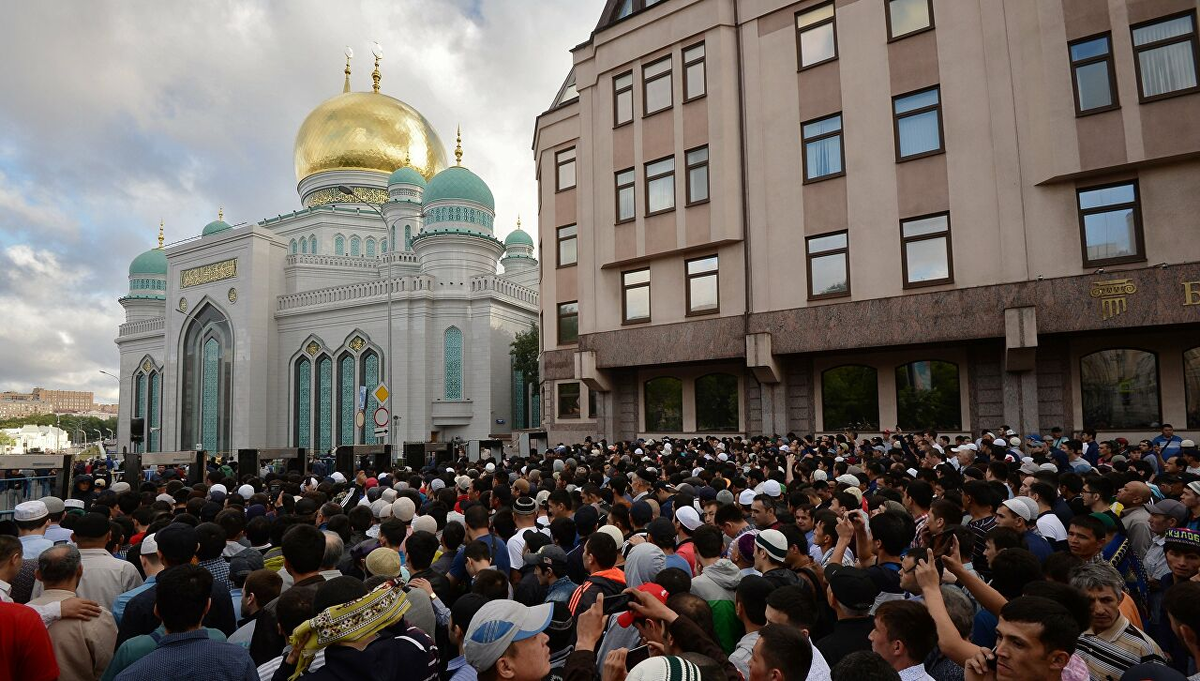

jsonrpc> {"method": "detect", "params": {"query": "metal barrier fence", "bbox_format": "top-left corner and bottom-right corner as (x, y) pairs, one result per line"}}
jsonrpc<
(0, 475), (59, 518)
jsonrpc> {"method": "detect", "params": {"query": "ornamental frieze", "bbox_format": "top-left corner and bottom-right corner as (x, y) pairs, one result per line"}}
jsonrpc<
(181, 258), (238, 288)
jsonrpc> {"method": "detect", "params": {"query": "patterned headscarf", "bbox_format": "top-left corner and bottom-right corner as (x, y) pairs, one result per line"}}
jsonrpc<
(287, 578), (411, 680)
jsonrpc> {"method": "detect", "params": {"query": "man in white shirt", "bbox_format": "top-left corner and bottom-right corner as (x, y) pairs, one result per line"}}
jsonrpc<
(869, 600), (937, 681)
(32, 511), (141, 610)
(0, 534), (103, 628)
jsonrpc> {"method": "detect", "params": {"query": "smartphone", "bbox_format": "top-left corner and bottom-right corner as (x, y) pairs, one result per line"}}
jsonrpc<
(625, 644), (651, 671)
(602, 593), (634, 615)
(987, 648), (998, 670)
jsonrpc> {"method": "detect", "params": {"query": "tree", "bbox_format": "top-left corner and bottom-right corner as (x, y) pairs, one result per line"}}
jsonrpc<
(510, 324), (540, 387)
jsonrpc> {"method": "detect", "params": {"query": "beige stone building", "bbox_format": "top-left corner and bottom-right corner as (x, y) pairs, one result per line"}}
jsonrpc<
(533, 0), (1200, 443)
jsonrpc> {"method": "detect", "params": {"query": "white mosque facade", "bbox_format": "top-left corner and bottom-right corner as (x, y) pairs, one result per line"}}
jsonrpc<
(114, 62), (540, 456)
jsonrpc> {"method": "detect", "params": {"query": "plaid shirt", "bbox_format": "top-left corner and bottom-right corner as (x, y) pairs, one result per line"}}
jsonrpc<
(199, 557), (232, 591)
(1075, 615), (1165, 681)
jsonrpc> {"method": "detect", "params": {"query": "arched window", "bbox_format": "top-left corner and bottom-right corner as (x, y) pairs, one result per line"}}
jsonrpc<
(895, 360), (961, 430)
(180, 304), (233, 453)
(644, 377), (683, 432)
(148, 371), (160, 453)
(361, 351), (380, 443)
(381, 239), (387, 253)
(822, 365), (879, 431)
(295, 358), (312, 448)
(350, 236), (361, 257)
(1081, 349), (1160, 429)
(338, 354), (356, 445)
(301, 238), (308, 254)
(366, 237), (376, 257)
(290, 239), (298, 254)
(1187, 348), (1200, 429)
(335, 235), (345, 255)
(309, 235), (317, 254)
(405, 225), (412, 250)
(133, 372), (146, 453)
(695, 373), (739, 431)
(390, 225), (396, 250)
(444, 327), (463, 400)
(317, 355), (333, 452)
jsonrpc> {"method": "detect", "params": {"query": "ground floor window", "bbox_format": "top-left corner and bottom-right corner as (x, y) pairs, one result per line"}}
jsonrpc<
(895, 360), (961, 430)
(1187, 347), (1200, 429)
(1081, 348), (1160, 429)
(695, 373), (738, 431)
(644, 377), (684, 432)
(822, 365), (879, 431)
(558, 382), (581, 418)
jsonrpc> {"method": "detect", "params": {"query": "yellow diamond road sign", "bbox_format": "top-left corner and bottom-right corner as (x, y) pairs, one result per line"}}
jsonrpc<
(373, 384), (390, 404)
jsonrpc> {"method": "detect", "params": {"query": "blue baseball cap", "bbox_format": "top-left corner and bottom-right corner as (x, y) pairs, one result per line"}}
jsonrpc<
(464, 600), (552, 671)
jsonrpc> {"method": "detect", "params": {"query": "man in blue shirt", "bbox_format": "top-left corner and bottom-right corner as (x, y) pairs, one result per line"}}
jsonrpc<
(1153, 424), (1184, 463)
(112, 533), (163, 625)
(114, 563), (256, 681)
(448, 505), (510, 585)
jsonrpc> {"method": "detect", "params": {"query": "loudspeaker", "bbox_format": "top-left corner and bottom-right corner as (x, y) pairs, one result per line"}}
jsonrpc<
(130, 417), (145, 443)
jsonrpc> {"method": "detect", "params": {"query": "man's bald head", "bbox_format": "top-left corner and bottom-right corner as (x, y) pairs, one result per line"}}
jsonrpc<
(1121, 481), (1151, 506)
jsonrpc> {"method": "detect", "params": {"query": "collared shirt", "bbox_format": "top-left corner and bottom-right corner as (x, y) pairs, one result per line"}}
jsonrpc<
(30, 588), (118, 681)
(112, 575), (156, 625)
(199, 557), (232, 591)
(446, 654), (478, 681)
(113, 629), (257, 681)
(729, 630), (760, 680)
(20, 534), (55, 559)
(45, 524), (73, 544)
(33, 548), (142, 611)
(910, 514), (929, 551)
(1075, 615), (1165, 681)
(104, 626), (228, 681)
(898, 662), (936, 681)
(254, 646), (324, 681)
(1145, 535), (1170, 581)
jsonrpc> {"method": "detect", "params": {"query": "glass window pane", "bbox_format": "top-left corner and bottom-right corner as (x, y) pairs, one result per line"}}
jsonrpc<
(897, 109), (941, 157)
(619, 186), (635, 220)
(797, 4), (835, 28)
(646, 75), (672, 113)
(810, 253), (848, 296)
(1081, 349), (1161, 429)
(617, 169), (635, 185)
(800, 23), (836, 66)
(889, 0), (931, 37)
(895, 88), (939, 113)
(558, 383), (581, 418)
(1133, 15), (1194, 46)
(1084, 209), (1137, 261)
(1079, 183), (1135, 208)
(822, 365), (879, 430)
(616, 73), (633, 89)
(1071, 36), (1111, 61)
(558, 148), (576, 162)
(1076, 61), (1114, 110)
(895, 360), (961, 430)
(625, 286), (650, 320)
(615, 0), (633, 19)
(559, 224), (576, 238)
(686, 62), (705, 99)
(1138, 42), (1199, 97)
(645, 59), (671, 78)
(688, 256), (718, 274)
(1185, 348), (1200, 429)
(808, 232), (847, 253)
(805, 135), (843, 178)
(644, 377), (683, 432)
(696, 373), (739, 431)
(624, 269), (650, 285)
(559, 236), (577, 266)
(648, 175), (675, 212)
(647, 158), (674, 176)
(689, 166), (709, 202)
(803, 115), (842, 138)
(685, 44), (705, 61)
(558, 304), (578, 343)
(905, 236), (950, 282)
(616, 90), (633, 123)
(689, 274), (718, 311)
(687, 147), (709, 164)
(558, 161), (575, 189)
(902, 214), (948, 237)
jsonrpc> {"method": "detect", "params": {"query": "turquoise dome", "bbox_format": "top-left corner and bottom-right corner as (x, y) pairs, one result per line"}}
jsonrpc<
(202, 219), (233, 236)
(424, 166), (494, 211)
(504, 229), (534, 248)
(128, 248), (167, 276)
(388, 166), (427, 187)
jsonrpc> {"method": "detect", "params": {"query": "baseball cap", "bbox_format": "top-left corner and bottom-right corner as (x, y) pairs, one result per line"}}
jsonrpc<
(1148, 499), (1188, 524)
(755, 529), (789, 563)
(14, 500), (48, 523)
(825, 564), (881, 611)
(617, 583), (669, 627)
(464, 600), (553, 671)
(72, 512), (111, 538)
(523, 544), (569, 568)
(140, 533), (159, 555)
(675, 506), (701, 532)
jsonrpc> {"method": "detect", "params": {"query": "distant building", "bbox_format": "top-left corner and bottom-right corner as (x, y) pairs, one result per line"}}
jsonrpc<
(0, 388), (117, 417)
(0, 425), (72, 454)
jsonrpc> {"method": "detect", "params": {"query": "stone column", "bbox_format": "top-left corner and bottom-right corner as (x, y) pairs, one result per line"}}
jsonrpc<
(1003, 307), (1040, 437)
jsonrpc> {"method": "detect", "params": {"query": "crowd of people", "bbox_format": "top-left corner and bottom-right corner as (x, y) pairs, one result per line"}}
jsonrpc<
(2, 423), (1200, 681)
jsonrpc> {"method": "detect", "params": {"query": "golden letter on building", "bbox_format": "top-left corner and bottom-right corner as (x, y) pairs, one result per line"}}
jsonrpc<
(180, 258), (238, 288)
(1184, 281), (1200, 306)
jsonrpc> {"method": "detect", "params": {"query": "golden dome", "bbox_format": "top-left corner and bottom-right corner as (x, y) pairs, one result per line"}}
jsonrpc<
(293, 91), (449, 183)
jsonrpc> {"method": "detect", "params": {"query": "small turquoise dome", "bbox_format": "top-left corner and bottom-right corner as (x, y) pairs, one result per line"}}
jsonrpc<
(424, 166), (494, 211)
(388, 166), (427, 187)
(504, 229), (534, 248)
(128, 248), (167, 276)
(202, 219), (232, 236)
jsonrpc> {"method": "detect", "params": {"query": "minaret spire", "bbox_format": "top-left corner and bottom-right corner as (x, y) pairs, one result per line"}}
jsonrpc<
(454, 125), (463, 166)
(343, 46), (353, 93)
(371, 42), (383, 93)
(157, 219), (164, 249)
(218, 206), (224, 221)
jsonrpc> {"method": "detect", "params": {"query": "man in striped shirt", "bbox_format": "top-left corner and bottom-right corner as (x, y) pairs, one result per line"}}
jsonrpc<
(1070, 561), (1164, 681)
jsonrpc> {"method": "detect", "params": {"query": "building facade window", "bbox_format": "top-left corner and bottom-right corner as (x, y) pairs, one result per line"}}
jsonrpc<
(317, 356), (332, 452)
(1132, 12), (1199, 101)
(887, 0), (934, 40)
(806, 231), (849, 299)
(338, 354), (355, 445)
(350, 236), (361, 257)
(802, 113), (844, 181)
(685, 146), (709, 204)
(444, 326), (464, 400)
(361, 351), (380, 444)
(683, 43), (706, 101)
(291, 239), (298, 255)
(695, 373), (739, 431)
(558, 382), (581, 418)
(309, 236), (317, 254)
(622, 269), (651, 323)
(644, 377), (683, 432)
(895, 360), (961, 430)
(366, 237), (376, 258)
(643, 57), (673, 116)
(1077, 181), (1144, 266)
(295, 358), (311, 449)
(616, 169), (636, 222)
(335, 235), (345, 255)
(148, 372), (160, 453)
(645, 156), (675, 214)
(893, 86), (943, 160)
(557, 225), (577, 267)
(556, 147), (577, 191)
(1186, 347), (1200, 429)
(1069, 34), (1119, 114)
(557, 301), (579, 344)
(685, 255), (719, 315)
(1081, 349), (1161, 429)
(301, 238), (308, 254)
(796, 3), (837, 69)
(901, 212), (953, 287)
(180, 304), (232, 454)
(822, 365), (879, 431)
(614, 71), (634, 126)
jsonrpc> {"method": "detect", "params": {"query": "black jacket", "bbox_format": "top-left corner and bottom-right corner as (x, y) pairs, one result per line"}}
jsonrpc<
(115, 577), (237, 647)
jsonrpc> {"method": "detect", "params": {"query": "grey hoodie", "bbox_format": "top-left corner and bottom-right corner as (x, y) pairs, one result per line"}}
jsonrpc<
(690, 558), (741, 602)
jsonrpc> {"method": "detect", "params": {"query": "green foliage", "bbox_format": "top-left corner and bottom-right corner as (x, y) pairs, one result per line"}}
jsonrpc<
(644, 377), (683, 432)
(0, 413), (118, 436)
(0, 431), (13, 446)
(822, 365), (880, 431)
(510, 324), (540, 386)
(895, 361), (961, 430)
(695, 374), (739, 431)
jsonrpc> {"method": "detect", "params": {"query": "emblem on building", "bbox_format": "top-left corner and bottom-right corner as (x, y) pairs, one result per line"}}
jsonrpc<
(228, 287), (238, 303)
(1091, 278), (1137, 320)
(142, 359), (153, 373)
(306, 341), (321, 356)
(180, 258), (238, 288)
(349, 336), (366, 351)
(178, 297), (188, 313)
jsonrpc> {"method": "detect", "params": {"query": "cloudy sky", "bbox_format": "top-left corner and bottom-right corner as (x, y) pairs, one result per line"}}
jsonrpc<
(0, 0), (603, 403)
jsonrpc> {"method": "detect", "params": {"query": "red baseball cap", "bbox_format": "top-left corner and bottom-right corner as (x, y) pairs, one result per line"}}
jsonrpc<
(617, 583), (669, 627)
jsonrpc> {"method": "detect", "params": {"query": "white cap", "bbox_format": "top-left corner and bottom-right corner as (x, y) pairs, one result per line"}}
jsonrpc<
(485, 462), (496, 473)
(1009, 437), (1022, 447)
(675, 506), (702, 531)
(209, 483), (227, 496)
(331, 472), (347, 484)
(14, 500), (48, 522)
(812, 470), (828, 482)
(63, 498), (84, 510)
(111, 481), (131, 494)
(738, 489), (756, 506)
(238, 484), (255, 500)
(1001, 496), (1037, 522)
(779, 445), (790, 453)
(835, 474), (860, 487)
(141, 533), (159, 555)
(717, 453), (728, 462)
(761, 480), (782, 498)
(155, 493), (174, 504)
(1183, 439), (1197, 448)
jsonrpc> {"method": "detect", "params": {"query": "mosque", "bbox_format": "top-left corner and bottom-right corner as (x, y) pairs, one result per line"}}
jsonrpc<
(114, 52), (539, 456)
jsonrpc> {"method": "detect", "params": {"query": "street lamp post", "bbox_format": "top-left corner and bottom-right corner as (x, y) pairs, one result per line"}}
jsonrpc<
(338, 185), (394, 449)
